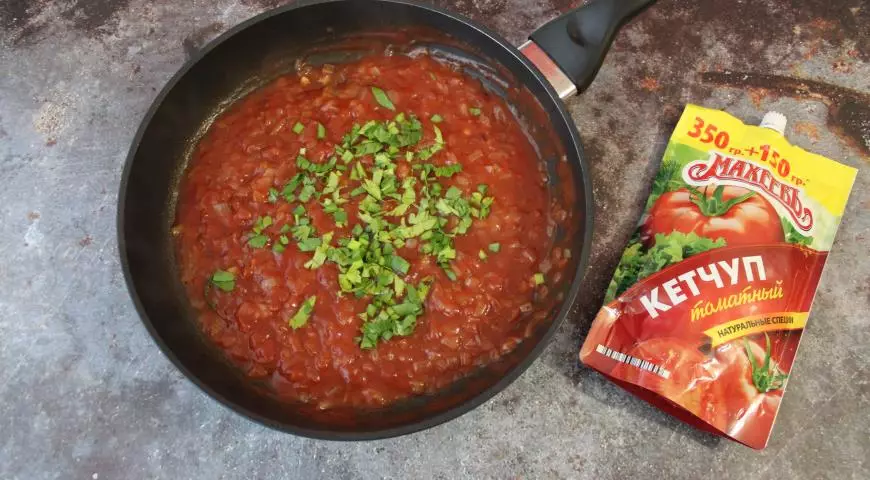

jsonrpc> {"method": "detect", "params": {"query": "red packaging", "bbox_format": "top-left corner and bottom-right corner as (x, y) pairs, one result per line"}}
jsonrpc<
(580, 105), (858, 449)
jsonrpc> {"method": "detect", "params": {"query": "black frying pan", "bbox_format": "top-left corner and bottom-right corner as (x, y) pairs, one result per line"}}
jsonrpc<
(119, 0), (653, 439)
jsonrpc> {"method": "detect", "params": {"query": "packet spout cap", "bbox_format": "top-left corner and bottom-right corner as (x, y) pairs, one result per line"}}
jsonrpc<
(760, 111), (787, 135)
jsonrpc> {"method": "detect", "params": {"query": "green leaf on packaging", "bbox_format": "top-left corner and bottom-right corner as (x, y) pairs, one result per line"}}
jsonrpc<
(604, 231), (726, 303)
(782, 216), (813, 246)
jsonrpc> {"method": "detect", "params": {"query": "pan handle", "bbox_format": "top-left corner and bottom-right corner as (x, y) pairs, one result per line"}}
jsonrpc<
(525, 0), (655, 98)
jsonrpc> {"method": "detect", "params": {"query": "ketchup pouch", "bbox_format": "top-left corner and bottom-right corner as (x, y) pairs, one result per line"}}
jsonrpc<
(580, 104), (857, 449)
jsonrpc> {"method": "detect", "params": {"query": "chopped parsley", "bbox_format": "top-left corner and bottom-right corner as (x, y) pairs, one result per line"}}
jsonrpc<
(210, 270), (235, 292)
(468, 107), (481, 116)
(434, 163), (462, 178)
(281, 174), (303, 202)
(359, 279), (432, 349)
(488, 242), (501, 253)
(247, 215), (273, 248)
(248, 235), (268, 248)
(304, 232), (333, 269)
(390, 255), (410, 275)
(252, 215), (272, 233)
(533, 273), (545, 286)
(290, 296), (316, 329)
(214, 108), (501, 349)
(371, 86), (395, 111)
(297, 237), (321, 252)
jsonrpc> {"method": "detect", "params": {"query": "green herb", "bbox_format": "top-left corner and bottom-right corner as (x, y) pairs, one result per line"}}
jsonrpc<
(293, 122), (305, 134)
(434, 163), (462, 178)
(454, 216), (472, 235)
(223, 110), (500, 349)
(322, 171), (341, 195)
(297, 237), (322, 252)
(290, 296), (317, 329)
(355, 141), (383, 157)
(248, 234), (268, 248)
(333, 209), (348, 225)
(604, 232), (726, 303)
(298, 184), (315, 202)
(282, 174), (304, 202)
(210, 270), (235, 292)
(304, 232), (333, 269)
(469, 191), (494, 219)
(393, 276), (406, 297)
(371, 86), (395, 111)
(358, 279), (432, 349)
(416, 124), (445, 160)
(478, 250), (487, 261)
(488, 242), (501, 253)
(468, 107), (481, 116)
(533, 273), (545, 285)
(389, 255), (410, 275)
(252, 216), (272, 234)
(363, 176), (382, 200)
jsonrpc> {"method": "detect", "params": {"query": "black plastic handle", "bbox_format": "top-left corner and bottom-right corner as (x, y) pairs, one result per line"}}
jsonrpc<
(529, 0), (655, 92)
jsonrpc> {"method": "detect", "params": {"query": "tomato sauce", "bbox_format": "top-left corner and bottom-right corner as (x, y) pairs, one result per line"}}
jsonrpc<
(174, 54), (559, 409)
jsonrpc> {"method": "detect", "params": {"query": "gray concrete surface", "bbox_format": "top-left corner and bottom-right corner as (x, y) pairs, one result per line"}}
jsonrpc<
(1, 0), (868, 478)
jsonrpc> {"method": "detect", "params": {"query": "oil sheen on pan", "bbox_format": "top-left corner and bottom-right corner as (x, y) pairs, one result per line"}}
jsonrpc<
(173, 52), (573, 410)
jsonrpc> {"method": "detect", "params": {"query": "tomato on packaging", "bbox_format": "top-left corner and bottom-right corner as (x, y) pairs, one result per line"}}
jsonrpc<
(581, 105), (857, 449)
(640, 185), (784, 247)
(611, 337), (729, 430)
(713, 334), (789, 447)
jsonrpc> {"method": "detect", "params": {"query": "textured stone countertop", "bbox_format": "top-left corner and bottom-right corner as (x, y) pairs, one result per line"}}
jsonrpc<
(1, 0), (868, 478)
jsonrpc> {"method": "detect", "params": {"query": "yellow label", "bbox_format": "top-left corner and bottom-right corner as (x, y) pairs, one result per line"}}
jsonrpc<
(703, 312), (808, 347)
(672, 104), (857, 216)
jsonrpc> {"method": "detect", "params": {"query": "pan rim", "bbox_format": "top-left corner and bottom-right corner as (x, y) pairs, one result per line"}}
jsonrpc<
(117, 0), (594, 441)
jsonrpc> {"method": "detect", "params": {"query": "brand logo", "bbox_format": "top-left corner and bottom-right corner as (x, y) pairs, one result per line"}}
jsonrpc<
(684, 152), (813, 232)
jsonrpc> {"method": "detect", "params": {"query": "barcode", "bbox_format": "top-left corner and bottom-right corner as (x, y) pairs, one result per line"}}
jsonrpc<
(596, 344), (670, 379)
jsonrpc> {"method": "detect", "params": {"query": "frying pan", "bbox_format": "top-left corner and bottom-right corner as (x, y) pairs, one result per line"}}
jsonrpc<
(119, 0), (654, 439)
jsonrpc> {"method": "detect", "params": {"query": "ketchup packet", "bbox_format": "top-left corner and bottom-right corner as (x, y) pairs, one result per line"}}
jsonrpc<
(580, 104), (857, 449)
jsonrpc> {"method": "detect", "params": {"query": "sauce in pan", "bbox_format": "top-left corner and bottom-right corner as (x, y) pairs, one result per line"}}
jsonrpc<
(174, 54), (566, 409)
